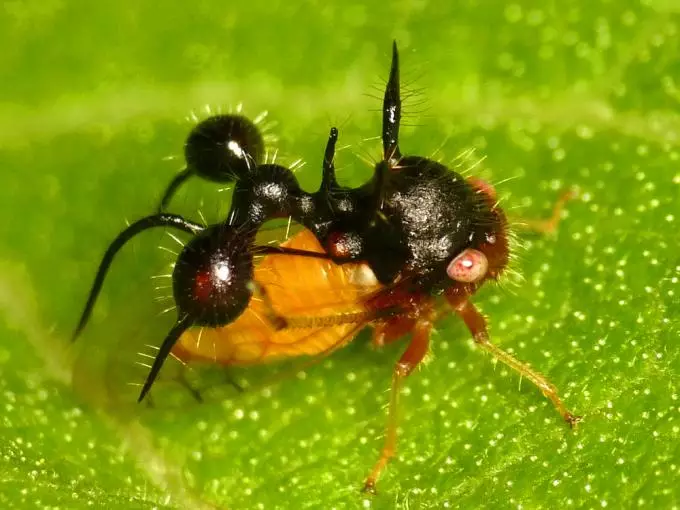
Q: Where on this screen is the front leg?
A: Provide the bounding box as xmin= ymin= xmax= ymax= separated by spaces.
xmin=449 ymin=293 xmax=581 ymax=427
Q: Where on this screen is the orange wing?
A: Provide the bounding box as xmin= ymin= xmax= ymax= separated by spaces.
xmin=173 ymin=229 xmax=384 ymax=365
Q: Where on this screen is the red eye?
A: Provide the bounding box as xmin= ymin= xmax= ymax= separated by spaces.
xmin=446 ymin=248 xmax=489 ymax=283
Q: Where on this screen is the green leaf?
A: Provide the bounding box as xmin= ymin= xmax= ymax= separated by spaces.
xmin=1 ymin=2 xmax=678 ymax=509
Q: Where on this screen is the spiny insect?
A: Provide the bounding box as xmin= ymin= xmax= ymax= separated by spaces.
xmin=73 ymin=41 xmax=581 ymax=493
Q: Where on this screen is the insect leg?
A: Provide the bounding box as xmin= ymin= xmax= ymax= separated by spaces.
xmin=174 ymin=367 xmax=204 ymax=403
xmin=222 ymin=370 xmax=245 ymax=393
xmin=73 ymin=214 xmax=205 ymax=341
xmin=282 ymin=307 xmax=400 ymax=329
xmin=382 ymin=40 xmax=402 ymax=163
xmin=178 ymin=366 xmax=243 ymax=399
xmin=371 ymin=316 xmax=417 ymax=348
xmin=451 ymin=297 xmax=581 ymax=427
xmin=513 ymin=188 xmax=578 ymax=234
xmin=157 ymin=168 xmax=193 ymax=212
xmin=362 ymin=314 xmax=432 ymax=494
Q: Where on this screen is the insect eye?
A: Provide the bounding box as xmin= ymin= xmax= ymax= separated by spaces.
xmin=184 ymin=114 xmax=265 ymax=183
xmin=446 ymin=248 xmax=489 ymax=283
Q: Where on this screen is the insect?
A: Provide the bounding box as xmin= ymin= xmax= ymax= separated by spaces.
xmin=73 ymin=41 xmax=581 ymax=493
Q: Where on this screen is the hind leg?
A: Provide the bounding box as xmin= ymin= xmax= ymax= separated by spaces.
xmin=467 ymin=177 xmax=576 ymax=235
xmin=517 ymin=188 xmax=577 ymax=235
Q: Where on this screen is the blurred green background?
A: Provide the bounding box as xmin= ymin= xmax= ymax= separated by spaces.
xmin=1 ymin=1 xmax=678 ymax=509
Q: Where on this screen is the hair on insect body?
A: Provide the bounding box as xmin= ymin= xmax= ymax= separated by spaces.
xmin=73 ymin=41 xmax=581 ymax=494
xmin=158 ymin=103 xmax=281 ymax=213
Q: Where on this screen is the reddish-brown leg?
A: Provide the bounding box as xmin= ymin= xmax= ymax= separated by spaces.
xmin=371 ymin=316 xmax=417 ymax=347
xmin=515 ymin=189 xmax=577 ymax=234
xmin=451 ymin=296 xmax=581 ymax=427
xmin=362 ymin=316 xmax=432 ymax=493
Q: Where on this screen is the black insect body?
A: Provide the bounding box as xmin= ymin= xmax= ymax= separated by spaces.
xmin=74 ymin=41 xmax=580 ymax=493
xmin=159 ymin=114 xmax=265 ymax=212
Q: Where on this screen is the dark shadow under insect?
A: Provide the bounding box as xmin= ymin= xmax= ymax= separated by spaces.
xmin=73 ymin=41 xmax=581 ymax=493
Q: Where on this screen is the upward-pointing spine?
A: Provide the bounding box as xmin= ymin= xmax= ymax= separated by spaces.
xmin=382 ymin=41 xmax=402 ymax=163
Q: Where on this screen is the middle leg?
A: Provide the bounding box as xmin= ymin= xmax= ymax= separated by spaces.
xmin=362 ymin=312 xmax=433 ymax=493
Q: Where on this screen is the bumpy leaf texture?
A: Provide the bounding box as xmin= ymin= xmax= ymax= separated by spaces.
xmin=0 ymin=1 xmax=678 ymax=509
